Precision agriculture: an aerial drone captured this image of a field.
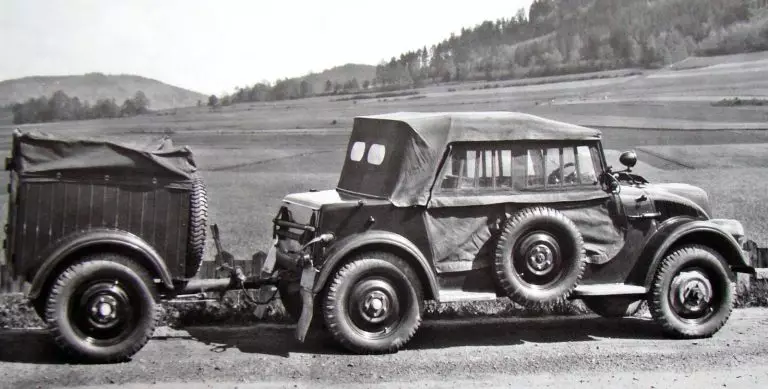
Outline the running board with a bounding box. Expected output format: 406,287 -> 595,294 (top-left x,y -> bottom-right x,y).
438,290 -> 499,303
571,284 -> 648,296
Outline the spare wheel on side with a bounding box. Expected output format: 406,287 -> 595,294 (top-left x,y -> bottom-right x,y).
494,206 -> 586,306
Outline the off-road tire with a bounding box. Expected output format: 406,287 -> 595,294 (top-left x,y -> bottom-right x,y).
582,296 -> 643,318
648,244 -> 735,339
44,253 -> 159,363
323,252 -> 424,354
494,206 -> 586,306
185,173 -> 208,277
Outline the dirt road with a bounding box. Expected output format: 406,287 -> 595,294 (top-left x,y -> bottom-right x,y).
2,308 -> 768,389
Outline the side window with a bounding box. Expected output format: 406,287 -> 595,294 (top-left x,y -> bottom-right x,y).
439,146 -> 517,191
350,141 -> 366,161
529,145 -> 599,188
439,142 -> 601,194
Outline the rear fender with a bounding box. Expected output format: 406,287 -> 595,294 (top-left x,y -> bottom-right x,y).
28,228 -> 175,300
314,230 -> 439,300
641,218 -> 754,288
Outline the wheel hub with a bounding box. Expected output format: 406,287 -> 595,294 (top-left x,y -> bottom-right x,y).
526,244 -> 554,275
362,291 -> 389,320
670,270 -> 713,316
78,282 -> 132,332
90,295 -> 119,324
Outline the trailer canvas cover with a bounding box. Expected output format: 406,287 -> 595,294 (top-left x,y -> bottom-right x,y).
11,129 -> 197,185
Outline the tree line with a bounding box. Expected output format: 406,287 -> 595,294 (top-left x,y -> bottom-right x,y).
11,90 -> 151,124
210,0 -> 765,106
373,0 -> 763,86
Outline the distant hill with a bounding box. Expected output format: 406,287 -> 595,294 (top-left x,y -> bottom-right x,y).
0,73 -> 207,110
298,63 -> 377,93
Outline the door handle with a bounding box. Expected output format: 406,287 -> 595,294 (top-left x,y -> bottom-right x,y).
628,212 -> 661,220
635,194 -> 648,202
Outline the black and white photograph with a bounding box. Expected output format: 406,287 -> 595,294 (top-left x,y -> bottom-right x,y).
1,0 -> 768,388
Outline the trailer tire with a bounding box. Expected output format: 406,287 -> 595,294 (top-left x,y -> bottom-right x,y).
185,174 -> 208,277
44,253 -> 158,363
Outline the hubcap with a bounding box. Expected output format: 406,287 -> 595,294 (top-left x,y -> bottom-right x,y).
71,280 -> 138,345
670,269 -> 714,319
513,231 -> 563,288
526,244 -> 554,275
348,277 -> 403,339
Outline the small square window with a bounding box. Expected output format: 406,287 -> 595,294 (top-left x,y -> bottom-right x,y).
368,144 -> 386,165
350,141 -> 366,161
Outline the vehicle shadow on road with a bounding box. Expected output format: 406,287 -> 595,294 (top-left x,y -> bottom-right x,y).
0,329 -> 72,364
182,314 -> 665,357
406,315 -> 664,350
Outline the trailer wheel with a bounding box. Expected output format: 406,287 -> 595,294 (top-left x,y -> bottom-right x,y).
494,206 -> 586,306
648,244 -> 734,339
185,174 -> 208,277
323,252 -> 424,354
582,296 -> 643,318
44,253 -> 159,363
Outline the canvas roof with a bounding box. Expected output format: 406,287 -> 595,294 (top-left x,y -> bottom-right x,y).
336,112 -> 604,207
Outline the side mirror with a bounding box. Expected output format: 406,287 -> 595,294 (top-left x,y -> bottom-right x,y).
619,150 -> 637,169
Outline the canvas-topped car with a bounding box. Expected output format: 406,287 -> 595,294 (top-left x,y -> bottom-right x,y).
268,111 -> 755,354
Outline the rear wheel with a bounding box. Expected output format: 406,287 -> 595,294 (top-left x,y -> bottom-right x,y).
648,245 -> 735,339
323,252 -> 424,354
44,253 -> 159,363
582,296 -> 643,318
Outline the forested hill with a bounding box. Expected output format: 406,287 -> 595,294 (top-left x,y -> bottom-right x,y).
0,73 -> 207,110
374,0 -> 768,85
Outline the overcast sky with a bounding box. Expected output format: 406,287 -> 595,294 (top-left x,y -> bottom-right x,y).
1,0 -> 532,95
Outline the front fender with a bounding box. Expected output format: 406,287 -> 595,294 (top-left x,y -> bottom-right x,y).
314,230 -> 439,300
639,217 -> 754,288
28,228 -> 175,300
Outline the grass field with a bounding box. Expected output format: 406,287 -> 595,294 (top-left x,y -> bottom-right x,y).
1,52 -> 768,294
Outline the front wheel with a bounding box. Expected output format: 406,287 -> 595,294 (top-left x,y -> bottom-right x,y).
44,253 -> 159,363
323,252 -> 424,354
648,244 -> 735,339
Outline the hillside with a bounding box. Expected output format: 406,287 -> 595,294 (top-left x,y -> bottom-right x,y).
0,73 -> 207,110
373,0 -> 768,85
299,63 -> 377,94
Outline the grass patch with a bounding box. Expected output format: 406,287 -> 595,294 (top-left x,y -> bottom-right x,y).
712,97 -> 768,107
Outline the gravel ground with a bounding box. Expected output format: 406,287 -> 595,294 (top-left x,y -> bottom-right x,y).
2,308 -> 768,389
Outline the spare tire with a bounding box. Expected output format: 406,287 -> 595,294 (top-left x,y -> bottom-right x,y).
494,206 -> 586,306
185,173 -> 208,277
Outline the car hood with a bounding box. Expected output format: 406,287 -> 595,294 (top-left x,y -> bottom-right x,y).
282,189 -> 388,210
643,182 -> 711,218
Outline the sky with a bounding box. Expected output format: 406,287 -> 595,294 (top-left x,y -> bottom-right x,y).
1,0 -> 532,95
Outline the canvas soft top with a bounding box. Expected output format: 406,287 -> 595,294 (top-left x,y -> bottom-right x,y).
336,112 -> 604,207
9,129 -> 198,183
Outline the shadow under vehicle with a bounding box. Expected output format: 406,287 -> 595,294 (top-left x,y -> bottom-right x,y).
1,111 -> 760,362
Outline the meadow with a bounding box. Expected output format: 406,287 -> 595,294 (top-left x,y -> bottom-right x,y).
2,51 -> 768,286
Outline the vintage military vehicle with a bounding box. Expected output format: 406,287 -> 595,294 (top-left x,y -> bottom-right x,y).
2,111 -> 756,362
269,112 -> 755,354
